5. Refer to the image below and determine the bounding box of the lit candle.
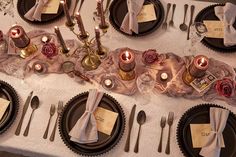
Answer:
[34,64,43,72]
[119,50,135,72]
[9,25,30,48]
[54,26,69,54]
[60,0,73,26]
[95,26,102,52]
[189,55,209,78]
[160,72,168,81]
[75,12,87,37]
[97,0,107,28]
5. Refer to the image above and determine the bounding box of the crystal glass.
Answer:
[184,22,208,55]
[136,72,155,105]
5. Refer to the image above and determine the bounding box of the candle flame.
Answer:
[125,51,130,60]
[60,0,65,4]
[199,58,205,66]
[11,28,20,37]
[95,26,99,30]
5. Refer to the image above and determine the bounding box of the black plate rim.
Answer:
[17,0,71,25]
[176,103,236,157]
[109,0,165,37]
[195,3,236,53]
[0,80,19,134]
[58,92,126,156]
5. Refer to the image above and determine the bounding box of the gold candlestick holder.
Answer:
[66,22,109,71]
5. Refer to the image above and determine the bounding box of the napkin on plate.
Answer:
[120,0,145,34]
[69,89,104,144]
[200,107,229,157]
[24,0,49,21]
[214,3,236,46]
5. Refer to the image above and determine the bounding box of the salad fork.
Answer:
[158,116,166,152]
[49,101,63,142]
[165,112,174,154]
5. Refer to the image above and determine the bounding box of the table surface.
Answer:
[0,0,236,157]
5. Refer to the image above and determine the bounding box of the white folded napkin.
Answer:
[200,107,229,157]
[120,0,145,34]
[24,0,49,21]
[214,3,236,46]
[69,89,104,144]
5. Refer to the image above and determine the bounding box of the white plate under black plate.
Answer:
[109,0,164,37]
[0,80,19,134]
[177,104,236,157]
[59,92,125,156]
[17,0,71,24]
[195,4,236,53]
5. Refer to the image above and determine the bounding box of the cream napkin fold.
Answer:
[120,0,145,34]
[24,0,49,21]
[214,3,236,46]
[200,107,229,157]
[69,89,104,144]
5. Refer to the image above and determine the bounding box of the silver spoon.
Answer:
[23,96,40,137]
[43,104,56,139]
[134,110,146,153]
[158,116,166,153]
[162,3,171,30]
[169,4,176,27]
[179,4,188,31]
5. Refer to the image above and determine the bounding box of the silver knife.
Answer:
[15,91,33,135]
[124,104,136,152]
[187,5,195,40]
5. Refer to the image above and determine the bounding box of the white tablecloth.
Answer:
[0,0,236,157]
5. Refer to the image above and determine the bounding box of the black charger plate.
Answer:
[59,92,125,156]
[195,4,236,53]
[0,81,19,134]
[177,104,236,157]
[17,0,71,24]
[109,0,164,36]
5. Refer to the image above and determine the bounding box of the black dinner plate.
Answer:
[177,104,236,157]
[109,0,164,37]
[0,80,19,134]
[17,0,71,24]
[59,92,125,156]
[195,4,236,53]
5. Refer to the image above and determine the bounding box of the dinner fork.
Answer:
[165,112,174,154]
[162,3,171,30]
[43,104,56,139]
[49,101,63,142]
[158,116,166,153]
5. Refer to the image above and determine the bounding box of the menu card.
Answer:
[0,98,10,121]
[190,124,225,148]
[137,4,157,23]
[42,0,60,14]
[203,20,224,38]
[94,107,118,135]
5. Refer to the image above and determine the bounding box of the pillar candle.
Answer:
[119,50,136,72]
[9,25,30,48]
[189,55,209,78]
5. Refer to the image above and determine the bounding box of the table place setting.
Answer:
[1,0,236,157]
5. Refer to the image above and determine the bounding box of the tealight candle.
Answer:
[60,0,73,26]
[189,55,209,78]
[160,72,168,81]
[104,78,113,88]
[34,64,43,72]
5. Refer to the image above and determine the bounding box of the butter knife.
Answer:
[187,5,195,40]
[15,91,33,135]
[124,104,136,152]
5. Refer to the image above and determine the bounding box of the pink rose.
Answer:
[41,43,58,59]
[215,78,235,98]
[142,49,158,64]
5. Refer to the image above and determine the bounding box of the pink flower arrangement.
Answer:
[215,78,236,98]
[142,49,159,65]
[41,43,58,59]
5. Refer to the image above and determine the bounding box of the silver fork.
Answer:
[162,3,171,30]
[165,112,174,154]
[49,101,63,142]
[158,116,166,153]
[43,104,56,139]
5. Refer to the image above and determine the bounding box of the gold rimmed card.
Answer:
[137,4,157,23]
[203,20,224,38]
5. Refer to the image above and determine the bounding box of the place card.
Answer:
[94,107,118,135]
[190,124,225,148]
[0,98,10,121]
[203,20,224,38]
[190,71,217,93]
[137,4,157,23]
[42,0,60,14]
